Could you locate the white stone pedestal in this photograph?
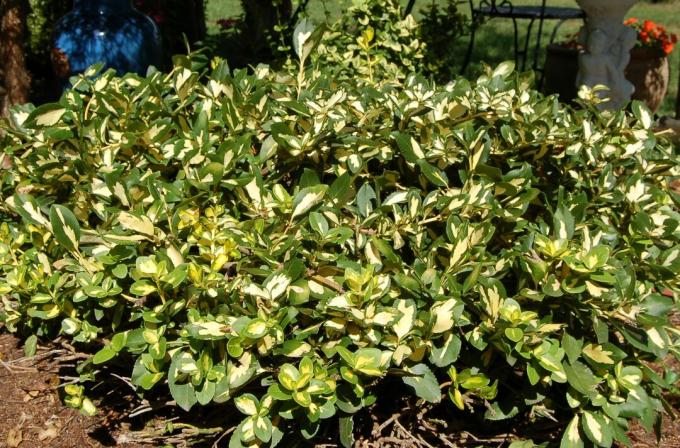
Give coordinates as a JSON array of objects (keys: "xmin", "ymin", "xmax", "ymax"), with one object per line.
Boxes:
[{"xmin": 575, "ymin": 0, "xmax": 638, "ymax": 109}]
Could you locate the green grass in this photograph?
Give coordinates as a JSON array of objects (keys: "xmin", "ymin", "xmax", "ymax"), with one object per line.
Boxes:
[{"xmin": 205, "ymin": 0, "xmax": 680, "ymax": 116}]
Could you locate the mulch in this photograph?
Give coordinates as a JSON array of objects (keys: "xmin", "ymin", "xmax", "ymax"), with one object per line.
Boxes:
[
  {"xmin": 0, "ymin": 331, "xmax": 679, "ymax": 448},
  {"xmin": 0, "ymin": 334, "xmax": 156, "ymax": 448},
  {"xmin": 0, "ymin": 334, "xmax": 113, "ymax": 448}
]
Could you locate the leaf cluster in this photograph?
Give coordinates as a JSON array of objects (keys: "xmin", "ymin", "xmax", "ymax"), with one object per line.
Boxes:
[{"xmin": 0, "ymin": 36, "xmax": 679, "ymax": 447}]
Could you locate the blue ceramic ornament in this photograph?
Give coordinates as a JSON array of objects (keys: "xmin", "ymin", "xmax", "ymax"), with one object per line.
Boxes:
[{"xmin": 52, "ymin": 0, "xmax": 161, "ymax": 84}]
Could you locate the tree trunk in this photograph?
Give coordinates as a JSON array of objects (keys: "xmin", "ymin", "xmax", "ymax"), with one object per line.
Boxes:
[
  {"xmin": 241, "ymin": 0, "xmax": 293, "ymax": 57},
  {"xmin": 187, "ymin": 0, "xmax": 206, "ymax": 44},
  {"xmin": 0, "ymin": 0, "xmax": 30, "ymax": 117}
]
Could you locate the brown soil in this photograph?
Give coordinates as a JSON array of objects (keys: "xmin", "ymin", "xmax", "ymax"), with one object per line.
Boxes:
[
  {"xmin": 1, "ymin": 331, "xmax": 679, "ymax": 448},
  {"xmin": 0, "ymin": 334, "xmax": 151, "ymax": 448},
  {"xmin": 0, "ymin": 334, "xmax": 102, "ymax": 448}
]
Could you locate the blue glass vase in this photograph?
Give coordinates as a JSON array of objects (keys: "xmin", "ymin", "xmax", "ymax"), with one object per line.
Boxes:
[{"xmin": 51, "ymin": 0, "xmax": 161, "ymax": 83}]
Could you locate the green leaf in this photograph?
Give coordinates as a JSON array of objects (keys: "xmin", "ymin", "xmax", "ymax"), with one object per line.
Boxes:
[
  {"xmin": 161, "ymin": 266, "xmax": 188, "ymax": 288},
  {"xmin": 352, "ymin": 348, "xmax": 384, "ymax": 376},
  {"xmin": 112, "ymin": 264, "xmax": 128, "ymax": 279},
  {"xmin": 581, "ymin": 411, "xmax": 612, "ymax": 447},
  {"xmin": 536, "ymin": 352, "xmax": 563, "ymax": 374},
  {"xmin": 24, "ymin": 335, "xmax": 38, "ymax": 357},
  {"xmin": 484, "ymin": 400, "xmax": 520, "ymax": 421},
  {"xmin": 49, "ymin": 205, "xmax": 81, "ymax": 251},
  {"xmin": 429, "ymin": 333, "xmax": 461, "ymax": 367},
  {"xmin": 93, "ymin": 347, "xmax": 117, "ymax": 364},
  {"xmin": 118, "ymin": 211, "xmax": 155, "ymax": 237},
  {"xmin": 553, "ymin": 204, "xmax": 574, "ymax": 241},
  {"xmin": 168, "ymin": 352, "xmax": 198, "ymax": 411},
  {"xmin": 505, "ymin": 327, "xmax": 524, "ymax": 343},
  {"xmin": 617, "ymin": 365, "xmax": 643, "ymax": 390},
  {"xmin": 235, "ymin": 394, "xmax": 259, "ymax": 416},
  {"xmin": 309, "ymin": 212, "xmax": 329, "ymax": 235},
  {"xmin": 293, "ymin": 19, "xmax": 325, "ymax": 63},
  {"xmin": 253, "ymin": 416, "xmax": 272, "ymax": 443},
  {"xmin": 382, "ymin": 190, "xmax": 409, "ymax": 207},
  {"xmin": 80, "ymin": 397, "xmax": 97, "ymax": 416},
  {"xmin": 582, "ymin": 344, "xmax": 615, "ymax": 365},
  {"xmin": 195, "ymin": 380, "xmax": 216, "ymax": 405},
  {"xmin": 28, "ymin": 103, "xmax": 66, "ymax": 126},
  {"xmin": 110, "ymin": 332, "xmax": 127, "ymax": 351},
  {"xmin": 186, "ymin": 320, "xmax": 230, "ymax": 340},
  {"xmin": 430, "ymin": 298, "xmax": 460, "ymax": 334},
  {"xmin": 278, "ymin": 364, "xmax": 300, "ymax": 391},
  {"xmin": 357, "ymin": 183, "xmax": 376, "ymax": 218},
  {"xmin": 292, "ymin": 185, "xmax": 328, "ymax": 218},
  {"xmin": 492, "ymin": 60, "xmax": 515, "ymax": 77},
  {"xmin": 526, "ymin": 363, "xmax": 540, "ymax": 386},
  {"xmin": 631, "ymin": 100, "xmax": 652, "ymax": 129},
  {"xmin": 562, "ymin": 333, "xmax": 583, "ymax": 365},
  {"xmin": 242, "ymin": 318, "xmax": 268, "ymax": 339},
  {"xmin": 229, "ymin": 424, "xmax": 246, "ymax": 448},
  {"xmin": 339, "ymin": 415, "xmax": 354, "ymax": 448},
  {"xmin": 403, "ymin": 363, "xmax": 441, "ymax": 403},
  {"xmin": 417, "ymin": 159, "xmax": 448, "ymax": 187},
  {"xmin": 508, "ymin": 441, "xmax": 536, "ymax": 448},
  {"xmin": 449, "ymin": 387, "xmax": 464, "ymax": 409},
  {"xmin": 394, "ymin": 132, "xmax": 423, "ymax": 164},
  {"xmin": 560, "ymin": 415, "xmax": 584, "ymax": 448},
  {"xmin": 563, "ymin": 361, "xmax": 599, "ymax": 398},
  {"xmin": 12, "ymin": 194, "xmax": 49, "ymax": 226},
  {"xmin": 327, "ymin": 173, "xmax": 351, "ymax": 203},
  {"xmin": 130, "ymin": 280, "xmax": 156, "ymax": 296}
]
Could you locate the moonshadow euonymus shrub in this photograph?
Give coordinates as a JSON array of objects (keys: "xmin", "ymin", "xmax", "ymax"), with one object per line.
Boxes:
[
  {"xmin": 312, "ymin": 0, "xmax": 426, "ymax": 83},
  {"xmin": 1, "ymin": 26, "xmax": 679, "ymax": 447}
]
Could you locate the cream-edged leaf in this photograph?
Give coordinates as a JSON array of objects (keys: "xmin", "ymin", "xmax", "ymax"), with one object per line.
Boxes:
[{"xmin": 292, "ymin": 185, "xmax": 328, "ymax": 218}]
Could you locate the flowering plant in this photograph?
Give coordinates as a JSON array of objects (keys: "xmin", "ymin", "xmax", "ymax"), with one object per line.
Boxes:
[{"xmin": 624, "ymin": 18, "xmax": 678, "ymax": 55}]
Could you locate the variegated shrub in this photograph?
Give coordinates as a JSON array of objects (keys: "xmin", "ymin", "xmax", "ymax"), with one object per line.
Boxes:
[{"xmin": 0, "ymin": 24, "xmax": 679, "ymax": 447}]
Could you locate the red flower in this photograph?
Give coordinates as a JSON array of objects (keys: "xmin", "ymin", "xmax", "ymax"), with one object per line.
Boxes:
[
  {"xmin": 625, "ymin": 18, "xmax": 677, "ymax": 55},
  {"xmin": 642, "ymin": 20, "xmax": 655, "ymax": 32}
]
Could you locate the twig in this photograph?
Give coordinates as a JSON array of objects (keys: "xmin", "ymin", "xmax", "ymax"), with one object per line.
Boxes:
[
  {"xmin": 394, "ymin": 418, "xmax": 435, "ymax": 448},
  {"xmin": 56, "ymin": 353, "xmax": 90, "ymax": 362},
  {"xmin": 1, "ymin": 359, "xmax": 38, "ymax": 373},
  {"xmin": 212, "ymin": 427, "xmax": 236, "ymax": 447},
  {"xmin": 436, "ymin": 434, "xmax": 457, "ymax": 448},
  {"xmin": 373, "ymin": 413, "xmax": 400, "ymax": 436},
  {"xmin": 110, "ymin": 373, "xmax": 137, "ymax": 391},
  {"xmin": 128, "ymin": 400, "xmax": 176, "ymax": 419},
  {"xmin": 9, "ymin": 349, "xmax": 65, "ymax": 365},
  {"xmin": 460, "ymin": 431, "xmax": 514, "ymax": 444},
  {"xmin": 377, "ymin": 436, "xmax": 411, "ymax": 447},
  {"xmin": 311, "ymin": 274, "xmax": 345, "ymax": 293}
]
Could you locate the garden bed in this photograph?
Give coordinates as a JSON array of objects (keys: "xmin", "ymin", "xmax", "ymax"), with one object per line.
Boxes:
[{"xmin": 1, "ymin": 331, "xmax": 680, "ymax": 447}]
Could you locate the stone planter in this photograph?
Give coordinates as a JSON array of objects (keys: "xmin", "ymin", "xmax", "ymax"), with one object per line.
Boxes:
[
  {"xmin": 625, "ymin": 47, "xmax": 670, "ymax": 113},
  {"xmin": 544, "ymin": 44, "xmax": 670, "ymax": 112},
  {"xmin": 575, "ymin": 0, "xmax": 638, "ymax": 109}
]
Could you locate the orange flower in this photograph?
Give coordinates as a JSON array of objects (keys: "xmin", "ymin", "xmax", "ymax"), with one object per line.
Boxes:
[{"xmin": 624, "ymin": 18, "xmax": 677, "ymax": 55}]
